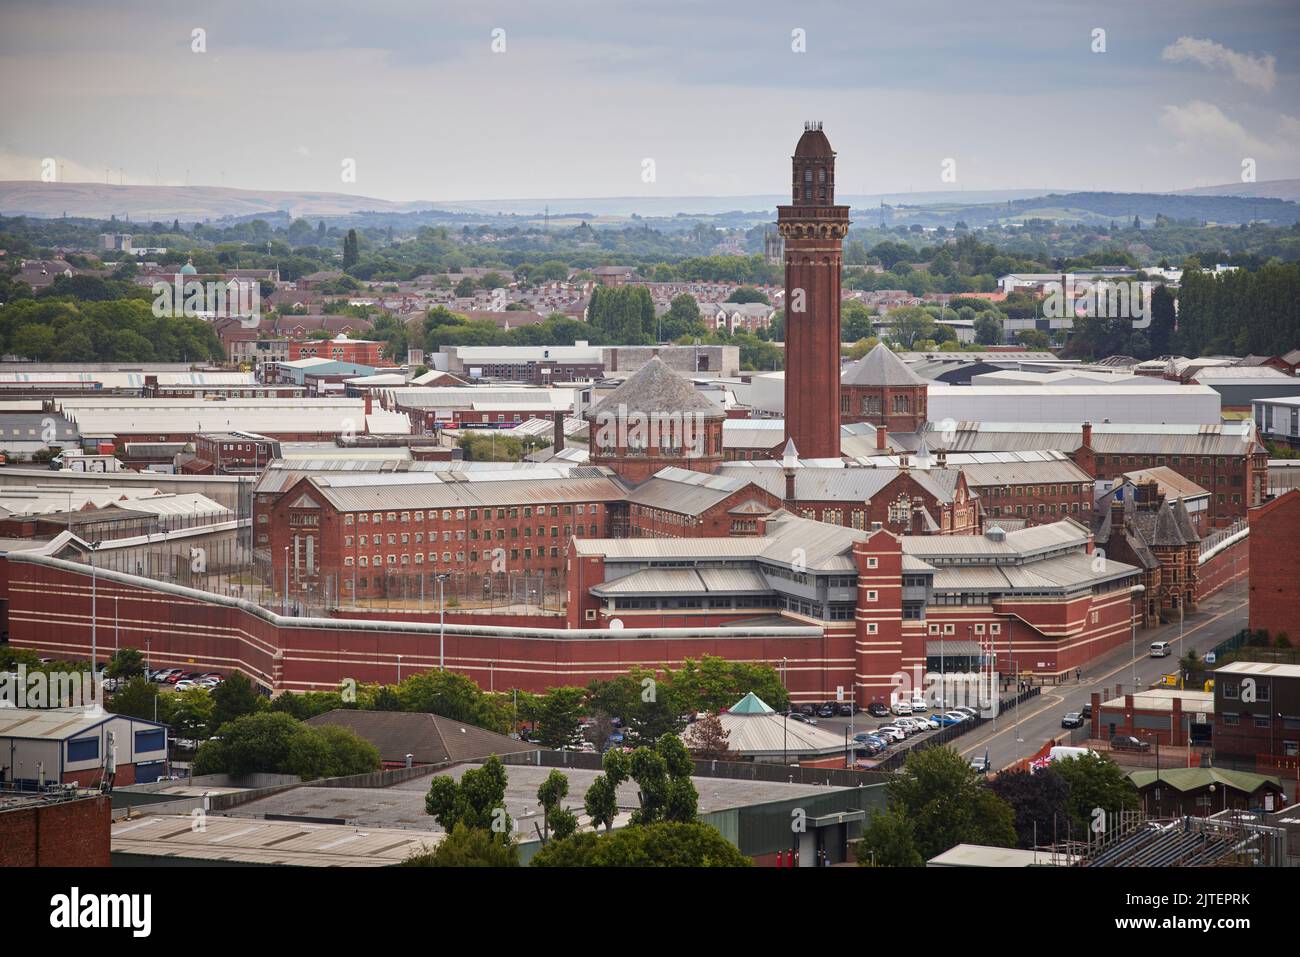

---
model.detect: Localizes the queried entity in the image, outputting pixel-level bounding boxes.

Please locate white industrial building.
[926,384,1221,426]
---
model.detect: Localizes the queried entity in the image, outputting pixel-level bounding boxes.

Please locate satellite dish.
[609,618,624,631]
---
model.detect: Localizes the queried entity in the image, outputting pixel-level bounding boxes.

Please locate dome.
[179,259,197,275]
[794,125,834,158]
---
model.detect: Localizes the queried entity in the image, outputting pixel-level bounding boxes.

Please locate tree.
[424,754,512,837]
[453,276,477,298]
[682,712,731,761]
[342,229,359,270]
[192,711,379,780]
[105,647,146,680]
[887,746,1017,859]
[108,676,173,724]
[725,286,769,305]
[974,312,1003,345]
[987,768,1073,848]
[856,806,925,867]
[584,749,630,831]
[171,688,215,743]
[210,671,265,732]
[537,686,586,749]
[660,293,706,340]
[625,734,698,826]
[1049,752,1139,834]
[402,822,520,867]
[885,306,933,349]
[530,821,750,867]
[536,769,579,843]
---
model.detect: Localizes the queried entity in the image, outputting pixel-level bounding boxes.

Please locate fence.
[867,687,1042,772]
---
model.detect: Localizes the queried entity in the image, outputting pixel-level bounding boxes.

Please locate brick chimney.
[553,411,565,453]
[1081,421,1093,448]
[876,425,887,451]
[363,392,372,416]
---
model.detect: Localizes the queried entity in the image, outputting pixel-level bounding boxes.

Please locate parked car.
[817,703,836,718]
[863,735,890,750]
[943,711,969,724]
[922,716,942,730]
[152,669,183,683]
[875,726,907,742]
[866,702,890,718]
[798,703,816,717]
[837,702,854,717]
[1061,712,1085,729]
[909,696,929,712]
[890,701,913,716]
[1110,735,1151,752]
[953,707,980,721]
[788,711,817,725]
[172,680,199,692]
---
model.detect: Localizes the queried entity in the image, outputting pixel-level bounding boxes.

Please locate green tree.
[402,822,520,867]
[210,672,266,731]
[342,229,359,270]
[887,746,1017,859]
[192,711,379,779]
[987,767,1073,848]
[974,312,1003,345]
[660,293,706,340]
[725,286,769,305]
[1049,752,1139,834]
[584,748,629,832]
[885,306,933,349]
[856,806,925,867]
[108,676,174,724]
[538,686,586,749]
[424,754,512,836]
[105,647,146,680]
[536,769,579,842]
[531,821,749,867]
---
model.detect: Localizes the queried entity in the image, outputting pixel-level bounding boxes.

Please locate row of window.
[343,547,564,567]
[344,524,593,547]
[342,504,601,525]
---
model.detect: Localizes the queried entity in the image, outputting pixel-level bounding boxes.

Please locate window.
[866,590,878,602]
[867,557,878,569]
[867,623,878,635]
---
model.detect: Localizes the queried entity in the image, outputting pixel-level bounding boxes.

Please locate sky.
[1,0,1298,203]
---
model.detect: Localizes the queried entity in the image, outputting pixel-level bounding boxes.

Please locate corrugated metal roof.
[310,474,628,512]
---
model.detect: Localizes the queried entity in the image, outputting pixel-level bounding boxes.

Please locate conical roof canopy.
[728,692,775,715]
[588,356,722,419]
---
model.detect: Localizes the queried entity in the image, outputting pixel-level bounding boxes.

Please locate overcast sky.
[2,0,1298,202]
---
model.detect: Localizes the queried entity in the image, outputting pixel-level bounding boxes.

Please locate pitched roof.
[729,692,775,715]
[841,343,926,387]
[587,356,723,419]
[304,709,539,765]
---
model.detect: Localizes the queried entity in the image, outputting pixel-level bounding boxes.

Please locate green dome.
[179,260,197,275]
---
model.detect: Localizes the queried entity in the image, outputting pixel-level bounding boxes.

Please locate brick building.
[779,123,849,460]
[587,356,724,483]
[0,792,111,867]
[289,336,385,366]
[908,420,1267,527]
[1248,489,1300,637]
[187,432,282,475]
[622,467,782,538]
[568,513,1141,701]
[256,468,628,601]
[1093,479,1201,625]
[840,343,929,433]
[1212,662,1300,766]
[717,458,979,535]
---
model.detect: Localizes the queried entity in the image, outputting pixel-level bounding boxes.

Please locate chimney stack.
[553,411,565,453]
[363,392,372,416]
[876,424,887,451]
[1081,421,1093,448]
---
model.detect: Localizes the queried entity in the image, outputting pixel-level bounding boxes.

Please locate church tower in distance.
[778,122,849,460]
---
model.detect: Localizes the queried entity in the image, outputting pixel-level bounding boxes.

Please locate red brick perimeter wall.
[1249,491,1300,636]
[1198,535,1249,603]
[2,556,839,697]
[0,795,111,867]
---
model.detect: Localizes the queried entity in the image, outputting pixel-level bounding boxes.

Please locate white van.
[1149,641,1171,658]
[1048,746,1098,763]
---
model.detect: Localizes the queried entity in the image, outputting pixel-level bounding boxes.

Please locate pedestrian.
[1076,668,1082,682]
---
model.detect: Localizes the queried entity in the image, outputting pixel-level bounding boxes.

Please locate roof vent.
[984,525,1007,542]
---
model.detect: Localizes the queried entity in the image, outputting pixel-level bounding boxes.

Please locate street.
[953,579,1248,770]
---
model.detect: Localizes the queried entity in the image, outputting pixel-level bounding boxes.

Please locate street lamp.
[397,654,402,683]
[88,539,102,674]
[437,573,449,671]
[1130,583,1146,691]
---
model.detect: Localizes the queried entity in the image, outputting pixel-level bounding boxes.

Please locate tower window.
[819,168,826,183]
[819,188,826,199]
[804,169,812,183]
[804,187,812,199]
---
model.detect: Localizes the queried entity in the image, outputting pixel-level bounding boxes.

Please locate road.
[953,579,1248,771]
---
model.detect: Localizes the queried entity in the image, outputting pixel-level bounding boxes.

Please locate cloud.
[1161,37,1276,92]
[1158,101,1270,156]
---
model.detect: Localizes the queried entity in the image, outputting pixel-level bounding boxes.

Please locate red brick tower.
[779,122,849,461]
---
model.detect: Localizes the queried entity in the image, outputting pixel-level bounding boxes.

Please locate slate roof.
[304,709,539,765]
[841,343,927,387]
[587,356,723,419]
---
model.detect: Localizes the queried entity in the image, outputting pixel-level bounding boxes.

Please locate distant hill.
[1172,179,1300,203]
[1,180,1295,226]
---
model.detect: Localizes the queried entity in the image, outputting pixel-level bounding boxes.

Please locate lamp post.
[89,540,101,674]
[283,545,290,615]
[1130,583,1146,691]
[396,654,402,683]
[437,574,449,671]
